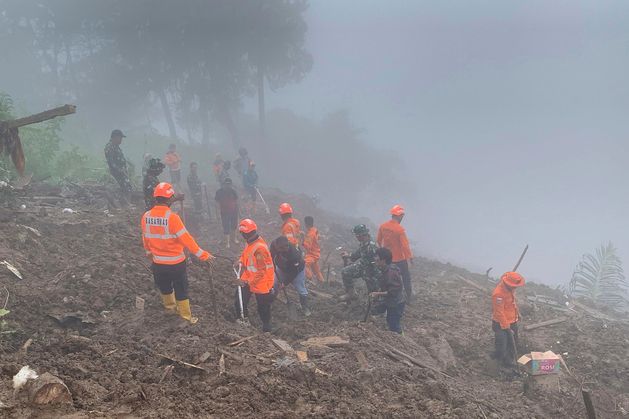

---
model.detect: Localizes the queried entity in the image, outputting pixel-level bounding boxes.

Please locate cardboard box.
[517,351,561,375]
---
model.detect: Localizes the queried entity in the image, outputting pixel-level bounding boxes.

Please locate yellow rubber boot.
[161,292,177,313]
[176,299,198,324]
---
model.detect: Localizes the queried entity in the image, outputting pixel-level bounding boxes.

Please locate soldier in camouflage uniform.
[104,129,132,203]
[187,162,204,213]
[143,158,165,210]
[339,224,380,301]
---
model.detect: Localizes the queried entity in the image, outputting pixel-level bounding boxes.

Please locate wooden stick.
[5,105,76,129]
[512,244,529,272]
[453,273,487,293]
[523,316,569,331]
[581,389,597,419]
[227,334,256,347]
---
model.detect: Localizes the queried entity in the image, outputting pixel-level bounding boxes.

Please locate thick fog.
[1,1,628,287]
[245,1,629,285]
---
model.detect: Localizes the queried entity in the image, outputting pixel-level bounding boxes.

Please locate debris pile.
[0,183,627,417]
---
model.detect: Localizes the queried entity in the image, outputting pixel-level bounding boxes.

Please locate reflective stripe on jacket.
[492,280,519,329]
[240,237,274,293]
[282,218,302,246]
[142,205,205,265]
[377,219,413,263]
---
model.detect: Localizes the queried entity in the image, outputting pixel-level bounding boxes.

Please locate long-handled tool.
[255,187,270,214]
[233,264,244,320]
[512,244,529,272]
[509,244,529,374]
[207,263,217,318]
[362,294,372,322]
[203,184,212,222]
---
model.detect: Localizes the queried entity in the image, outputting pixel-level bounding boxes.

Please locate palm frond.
[569,242,628,308]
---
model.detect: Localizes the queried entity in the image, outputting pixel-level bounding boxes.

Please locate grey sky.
[248,0,629,284]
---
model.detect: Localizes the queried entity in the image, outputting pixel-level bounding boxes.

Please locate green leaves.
[569,242,629,309]
[0,309,9,317]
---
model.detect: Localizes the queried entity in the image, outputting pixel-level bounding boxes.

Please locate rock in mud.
[28,372,73,405]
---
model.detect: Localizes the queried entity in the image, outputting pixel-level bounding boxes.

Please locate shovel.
[233,264,245,320]
[362,294,372,322]
[255,187,270,214]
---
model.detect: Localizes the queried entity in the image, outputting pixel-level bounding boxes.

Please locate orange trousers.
[305,257,324,282]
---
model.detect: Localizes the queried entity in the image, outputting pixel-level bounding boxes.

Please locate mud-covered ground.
[0,182,627,418]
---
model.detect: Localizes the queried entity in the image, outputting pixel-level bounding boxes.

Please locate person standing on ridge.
[142,182,214,324]
[235,219,275,332]
[214,178,239,248]
[278,203,302,247]
[143,158,165,210]
[377,205,414,300]
[303,216,324,282]
[233,147,250,179]
[243,160,259,215]
[491,272,525,367]
[187,162,204,213]
[104,129,132,204]
[164,143,182,187]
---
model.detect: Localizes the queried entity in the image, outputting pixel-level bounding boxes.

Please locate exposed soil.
[0,182,627,418]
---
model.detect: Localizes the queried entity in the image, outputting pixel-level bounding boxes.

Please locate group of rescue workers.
[106,128,525,367]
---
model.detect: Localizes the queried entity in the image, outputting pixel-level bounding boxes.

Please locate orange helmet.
[278,203,293,215]
[501,272,525,288]
[239,219,258,234]
[153,182,175,198]
[390,205,405,216]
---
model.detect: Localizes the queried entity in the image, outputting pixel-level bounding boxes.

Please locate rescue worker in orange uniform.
[303,216,324,282]
[279,203,302,247]
[235,219,275,332]
[141,182,214,324]
[377,204,414,300]
[491,271,525,367]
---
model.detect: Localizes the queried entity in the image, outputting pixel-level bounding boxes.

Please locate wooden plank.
[271,339,295,354]
[218,354,226,376]
[524,316,569,331]
[227,335,256,347]
[5,105,76,129]
[300,336,350,348]
[355,351,369,370]
[453,274,487,293]
[296,351,308,363]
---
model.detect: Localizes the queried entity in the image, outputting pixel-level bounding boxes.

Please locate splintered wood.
[524,317,568,331]
[271,339,295,354]
[300,336,349,348]
[355,351,369,370]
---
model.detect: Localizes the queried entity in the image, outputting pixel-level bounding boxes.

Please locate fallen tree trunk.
[4,105,76,129]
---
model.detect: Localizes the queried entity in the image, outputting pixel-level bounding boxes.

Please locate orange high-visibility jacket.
[164,151,181,171]
[282,218,302,246]
[303,227,321,260]
[142,205,209,265]
[239,237,274,294]
[492,280,519,329]
[377,219,413,263]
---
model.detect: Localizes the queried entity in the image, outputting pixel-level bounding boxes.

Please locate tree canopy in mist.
[0,0,313,142]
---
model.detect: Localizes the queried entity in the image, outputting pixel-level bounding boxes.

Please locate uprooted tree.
[569,242,629,310]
